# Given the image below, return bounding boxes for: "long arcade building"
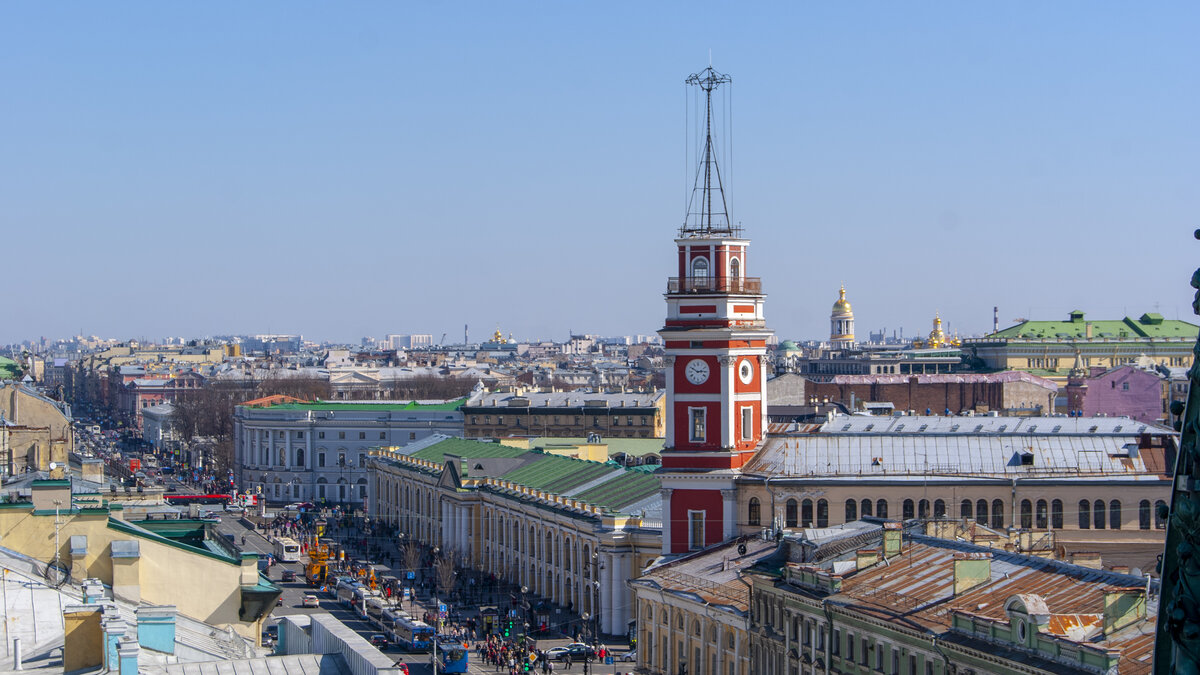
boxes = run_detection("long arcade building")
[368,437,661,636]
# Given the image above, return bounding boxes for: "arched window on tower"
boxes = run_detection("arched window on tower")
[729,257,741,280]
[691,256,710,286]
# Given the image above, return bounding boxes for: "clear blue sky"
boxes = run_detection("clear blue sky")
[3,3,1198,345]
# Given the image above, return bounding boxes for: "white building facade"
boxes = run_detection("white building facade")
[232,399,464,506]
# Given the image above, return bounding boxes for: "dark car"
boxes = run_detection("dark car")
[370,634,389,648]
[281,569,297,582]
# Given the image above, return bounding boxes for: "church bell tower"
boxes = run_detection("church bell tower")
[658,66,773,555]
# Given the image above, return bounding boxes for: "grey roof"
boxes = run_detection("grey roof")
[746,415,1173,481]
[815,413,1169,436]
[141,653,349,675]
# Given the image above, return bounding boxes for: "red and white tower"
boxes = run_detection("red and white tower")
[658,67,772,555]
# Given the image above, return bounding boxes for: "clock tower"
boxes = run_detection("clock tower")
[658,66,772,555]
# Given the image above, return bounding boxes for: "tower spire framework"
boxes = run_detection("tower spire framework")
[682,66,735,237]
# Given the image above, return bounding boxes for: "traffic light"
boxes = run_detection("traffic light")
[503,618,511,638]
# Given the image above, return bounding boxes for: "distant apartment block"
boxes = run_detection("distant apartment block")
[385,334,434,350]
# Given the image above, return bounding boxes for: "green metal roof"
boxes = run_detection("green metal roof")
[0,356,20,379]
[266,397,465,412]
[498,455,616,494]
[573,470,662,512]
[410,437,529,464]
[990,312,1198,340]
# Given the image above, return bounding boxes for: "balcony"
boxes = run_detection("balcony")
[668,276,762,294]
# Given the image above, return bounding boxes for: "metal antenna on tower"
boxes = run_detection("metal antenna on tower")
[682,66,734,237]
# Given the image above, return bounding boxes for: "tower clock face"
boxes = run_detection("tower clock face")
[739,359,754,384]
[684,358,710,385]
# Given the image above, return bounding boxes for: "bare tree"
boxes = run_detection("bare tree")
[435,554,457,599]
[402,541,423,578]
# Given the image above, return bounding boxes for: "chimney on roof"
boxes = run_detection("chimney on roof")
[953,552,992,596]
[1103,587,1146,634]
[882,522,903,559]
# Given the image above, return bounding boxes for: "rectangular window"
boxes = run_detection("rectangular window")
[379,431,386,439]
[409,432,416,440]
[471,416,478,424]
[741,406,753,441]
[318,431,325,439]
[832,630,841,656]
[339,431,345,439]
[318,453,325,467]
[318,485,326,498]
[359,432,366,439]
[690,407,706,442]
[296,431,304,439]
[688,511,705,550]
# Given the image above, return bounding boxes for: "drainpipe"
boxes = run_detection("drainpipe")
[1010,477,1018,535]
[821,600,833,675]
[765,476,778,534]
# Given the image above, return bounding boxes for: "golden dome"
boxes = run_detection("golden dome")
[832,285,853,314]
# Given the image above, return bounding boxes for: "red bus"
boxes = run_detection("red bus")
[164,494,232,506]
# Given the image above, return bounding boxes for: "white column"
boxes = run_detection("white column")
[661,488,673,555]
[720,355,735,448]
[722,489,738,541]
[602,552,616,635]
[612,553,629,634]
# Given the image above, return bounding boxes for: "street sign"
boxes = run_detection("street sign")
[438,603,447,613]
[605,657,614,665]
[406,571,415,580]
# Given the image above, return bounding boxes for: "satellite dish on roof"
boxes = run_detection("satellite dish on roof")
[48,462,58,471]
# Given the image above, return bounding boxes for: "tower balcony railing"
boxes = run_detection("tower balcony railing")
[667,276,763,294]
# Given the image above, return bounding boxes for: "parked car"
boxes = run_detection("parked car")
[302,593,320,608]
[370,634,389,648]
[547,643,596,662]
[621,649,638,662]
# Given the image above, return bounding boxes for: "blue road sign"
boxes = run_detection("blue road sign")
[605,657,614,665]
[439,603,447,613]
[406,571,415,580]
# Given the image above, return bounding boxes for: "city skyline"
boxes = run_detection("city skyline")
[4,3,1198,345]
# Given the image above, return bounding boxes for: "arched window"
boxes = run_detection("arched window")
[1109,500,1122,530]
[1093,499,1106,529]
[976,499,988,525]
[960,500,973,521]
[845,499,857,523]
[816,499,829,528]
[1139,500,1152,530]
[1035,500,1048,529]
[691,256,710,281]
[1051,499,1063,529]
[1079,500,1091,529]
[801,499,813,527]
[1155,500,1168,529]
[991,500,1005,529]
[1020,500,1033,529]
[876,500,888,518]
[748,498,761,526]
[295,448,305,466]
[729,257,741,280]
[933,499,946,519]
[785,499,798,527]
[918,499,930,520]
[902,499,915,520]
[861,499,872,518]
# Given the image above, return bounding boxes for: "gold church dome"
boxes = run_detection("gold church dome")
[832,285,852,314]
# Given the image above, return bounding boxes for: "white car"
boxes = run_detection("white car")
[621,649,638,662]
[302,594,320,608]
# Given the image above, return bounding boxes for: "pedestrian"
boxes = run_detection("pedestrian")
[564,654,572,670]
